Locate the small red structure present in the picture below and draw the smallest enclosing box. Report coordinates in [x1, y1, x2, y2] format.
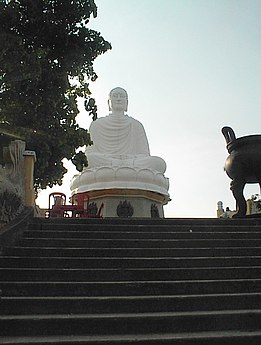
[48, 192, 103, 218]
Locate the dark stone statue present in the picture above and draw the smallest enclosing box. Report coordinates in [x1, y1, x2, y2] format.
[222, 126, 261, 217]
[117, 200, 134, 218]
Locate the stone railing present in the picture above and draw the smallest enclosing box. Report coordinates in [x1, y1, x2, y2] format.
[0, 136, 36, 225]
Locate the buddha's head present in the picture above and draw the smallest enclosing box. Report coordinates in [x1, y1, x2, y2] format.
[108, 87, 128, 113]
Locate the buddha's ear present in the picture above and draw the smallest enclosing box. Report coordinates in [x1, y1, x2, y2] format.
[108, 99, 112, 111]
[124, 100, 128, 112]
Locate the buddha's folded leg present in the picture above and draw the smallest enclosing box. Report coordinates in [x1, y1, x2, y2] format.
[86, 153, 114, 168]
[134, 156, 167, 173]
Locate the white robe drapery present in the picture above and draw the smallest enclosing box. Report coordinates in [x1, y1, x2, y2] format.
[86, 114, 150, 158]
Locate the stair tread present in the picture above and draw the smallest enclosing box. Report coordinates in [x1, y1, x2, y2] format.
[3, 277, 261, 282]
[2, 330, 261, 344]
[3, 255, 261, 259]
[24, 230, 261, 233]
[3, 292, 261, 300]
[2, 308, 261, 320]
[7, 245, 261, 249]
[2, 256, 260, 269]
[20, 238, 261, 242]
[2, 265, 261, 270]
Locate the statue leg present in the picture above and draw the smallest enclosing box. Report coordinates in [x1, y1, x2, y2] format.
[134, 156, 167, 173]
[230, 179, 246, 217]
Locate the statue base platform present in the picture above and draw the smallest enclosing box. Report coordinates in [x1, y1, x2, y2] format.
[73, 189, 167, 218]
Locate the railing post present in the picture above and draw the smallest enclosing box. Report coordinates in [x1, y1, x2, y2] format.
[23, 150, 36, 208]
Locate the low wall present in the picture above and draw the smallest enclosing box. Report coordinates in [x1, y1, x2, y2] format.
[0, 207, 34, 252]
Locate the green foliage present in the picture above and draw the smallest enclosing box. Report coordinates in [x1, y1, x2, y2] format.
[0, 0, 111, 189]
[0, 190, 23, 223]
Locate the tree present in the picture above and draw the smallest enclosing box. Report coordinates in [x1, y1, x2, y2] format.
[0, 0, 111, 190]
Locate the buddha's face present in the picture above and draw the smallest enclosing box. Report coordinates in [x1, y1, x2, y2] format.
[108, 87, 128, 112]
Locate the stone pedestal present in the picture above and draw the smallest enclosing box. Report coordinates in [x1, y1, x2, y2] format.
[76, 189, 167, 218]
[70, 166, 170, 218]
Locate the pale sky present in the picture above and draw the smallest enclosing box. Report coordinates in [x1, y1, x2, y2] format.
[37, 0, 261, 218]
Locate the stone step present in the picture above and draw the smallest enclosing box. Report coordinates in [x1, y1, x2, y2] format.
[1, 310, 261, 337]
[29, 223, 261, 232]
[2, 217, 261, 344]
[30, 217, 261, 227]
[18, 237, 261, 248]
[1, 266, 260, 282]
[4, 246, 261, 257]
[2, 331, 261, 345]
[23, 230, 261, 239]
[1, 293, 261, 315]
[1, 255, 261, 268]
[1, 279, 261, 297]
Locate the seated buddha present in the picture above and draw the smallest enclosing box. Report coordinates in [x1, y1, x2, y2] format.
[70, 87, 169, 199]
[86, 87, 166, 172]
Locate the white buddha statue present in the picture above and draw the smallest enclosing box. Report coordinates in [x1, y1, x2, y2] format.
[71, 87, 169, 200]
[86, 87, 166, 173]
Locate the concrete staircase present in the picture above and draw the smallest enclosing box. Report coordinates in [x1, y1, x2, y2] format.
[1, 217, 261, 344]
